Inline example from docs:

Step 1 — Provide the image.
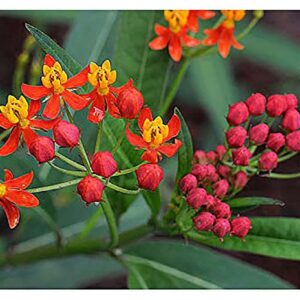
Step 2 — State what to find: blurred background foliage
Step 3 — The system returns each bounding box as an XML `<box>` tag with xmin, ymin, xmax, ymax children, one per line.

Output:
<box><xmin>0</xmin><ymin>10</ymin><xmax>300</xmax><ymax>288</ymax></box>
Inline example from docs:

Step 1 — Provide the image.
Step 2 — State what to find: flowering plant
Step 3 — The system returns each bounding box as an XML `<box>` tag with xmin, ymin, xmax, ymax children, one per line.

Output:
<box><xmin>0</xmin><ymin>10</ymin><xmax>299</xmax><ymax>289</ymax></box>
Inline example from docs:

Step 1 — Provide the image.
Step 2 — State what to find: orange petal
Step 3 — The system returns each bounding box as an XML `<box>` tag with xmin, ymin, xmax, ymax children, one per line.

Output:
<box><xmin>22</xmin><ymin>127</ymin><xmax>38</xmax><ymax>148</ymax></box>
<box><xmin>141</xmin><ymin>149</ymin><xmax>158</xmax><ymax>164</ymax></box>
<box><xmin>157</xmin><ymin>139</ymin><xmax>182</xmax><ymax>157</ymax></box>
<box><xmin>42</xmin><ymin>94</ymin><xmax>61</xmax><ymax>119</ymax></box>
<box><xmin>4</xmin><ymin>169</ymin><xmax>14</xmax><ymax>181</ymax></box>
<box><xmin>138</xmin><ymin>107</ymin><xmax>153</xmax><ymax>130</ymax></box>
<box><xmin>203</xmin><ymin>27</ymin><xmax>222</xmax><ymax>46</ymax></box>
<box><xmin>181</xmin><ymin>34</ymin><xmax>200</xmax><ymax>48</ymax></box>
<box><xmin>168</xmin><ymin>35</ymin><xmax>182</xmax><ymax>62</ymax></box>
<box><xmin>30</xmin><ymin>118</ymin><xmax>61</xmax><ymax>131</ymax></box>
<box><xmin>88</xmin><ymin>95</ymin><xmax>106</xmax><ymax>124</ymax></box>
<box><xmin>106</xmin><ymin>93</ymin><xmax>121</xmax><ymax>118</ymax></box>
<box><xmin>44</xmin><ymin>54</ymin><xmax>56</xmax><ymax>67</ymax></box>
<box><xmin>62</xmin><ymin>90</ymin><xmax>89</xmax><ymax>111</ymax></box>
<box><xmin>28</xmin><ymin>100</ymin><xmax>41</xmax><ymax>118</ymax></box>
<box><xmin>154</xmin><ymin>24</ymin><xmax>169</xmax><ymax>36</ymax></box>
<box><xmin>5</xmin><ymin>171</ymin><xmax>33</xmax><ymax>190</ymax></box>
<box><xmin>0</xmin><ymin>127</ymin><xmax>21</xmax><ymax>156</ymax></box>
<box><xmin>218</xmin><ymin>27</ymin><xmax>234</xmax><ymax>58</ymax></box>
<box><xmin>187</xmin><ymin>13</ymin><xmax>199</xmax><ymax>33</ymax></box>
<box><xmin>64</xmin><ymin>66</ymin><xmax>89</xmax><ymax>89</ymax></box>
<box><xmin>21</xmin><ymin>84</ymin><xmax>50</xmax><ymax>100</ymax></box>
<box><xmin>197</xmin><ymin>10</ymin><xmax>216</xmax><ymax>19</ymax></box>
<box><xmin>165</xmin><ymin>114</ymin><xmax>181</xmax><ymax>142</ymax></box>
<box><xmin>4</xmin><ymin>190</ymin><xmax>39</xmax><ymax>207</ymax></box>
<box><xmin>0</xmin><ymin>114</ymin><xmax>14</xmax><ymax>130</ymax></box>
<box><xmin>126</xmin><ymin>124</ymin><xmax>148</xmax><ymax>148</ymax></box>
<box><xmin>0</xmin><ymin>199</ymin><xmax>20</xmax><ymax>229</ymax></box>
<box><xmin>149</xmin><ymin>36</ymin><xmax>169</xmax><ymax>50</ymax></box>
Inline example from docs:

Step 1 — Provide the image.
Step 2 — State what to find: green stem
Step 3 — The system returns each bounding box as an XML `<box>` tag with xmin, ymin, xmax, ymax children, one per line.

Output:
<box><xmin>55</xmin><ymin>152</ymin><xmax>86</xmax><ymax>171</ymax></box>
<box><xmin>27</xmin><ymin>178</ymin><xmax>81</xmax><ymax>194</ymax></box>
<box><xmin>105</xmin><ymin>180</ymin><xmax>140</xmax><ymax>195</ymax></box>
<box><xmin>263</xmin><ymin>172</ymin><xmax>300</xmax><ymax>179</ymax></box>
<box><xmin>94</xmin><ymin>122</ymin><xmax>103</xmax><ymax>153</ymax></box>
<box><xmin>160</xmin><ymin>57</ymin><xmax>190</xmax><ymax>116</ymax></box>
<box><xmin>48</xmin><ymin>162</ymin><xmax>87</xmax><ymax>177</ymax></box>
<box><xmin>236</xmin><ymin>17</ymin><xmax>260</xmax><ymax>40</ymax></box>
<box><xmin>112</xmin><ymin>162</ymin><xmax>146</xmax><ymax>177</ymax></box>
<box><xmin>0</xmin><ymin>129</ymin><xmax>11</xmax><ymax>142</ymax></box>
<box><xmin>278</xmin><ymin>151</ymin><xmax>298</xmax><ymax>163</ymax></box>
<box><xmin>101</xmin><ymin>198</ymin><xmax>119</xmax><ymax>248</ymax></box>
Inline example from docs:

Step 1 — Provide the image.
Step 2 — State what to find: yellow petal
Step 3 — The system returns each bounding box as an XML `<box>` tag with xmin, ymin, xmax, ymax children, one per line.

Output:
<box><xmin>90</xmin><ymin>62</ymin><xmax>99</xmax><ymax>73</ymax></box>
<box><xmin>102</xmin><ymin>60</ymin><xmax>111</xmax><ymax>72</ymax></box>
<box><xmin>41</xmin><ymin>76</ymin><xmax>52</xmax><ymax>89</ymax></box>
<box><xmin>43</xmin><ymin>65</ymin><xmax>51</xmax><ymax>75</ymax></box>
<box><xmin>54</xmin><ymin>62</ymin><xmax>63</xmax><ymax>72</ymax></box>
<box><xmin>109</xmin><ymin>70</ymin><xmax>117</xmax><ymax>84</ymax></box>
<box><xmin>60</xmin><ymin>71</ymin><xmax>68</xmax><ymax>84</ymax></box>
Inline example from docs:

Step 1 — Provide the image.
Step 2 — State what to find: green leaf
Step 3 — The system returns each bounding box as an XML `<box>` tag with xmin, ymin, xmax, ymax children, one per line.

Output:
<box><xmin>142</xmin><ymin>189</ymin><xmax>161</xmax><ymax>219</ymax></box>
<box><xmin>227</xmin><ymin>196</ymin><xmax>285</xmax><ymax>209</ymax></box>
<box><xmin>174</xmin><ymin>107</ymin><xmax>193</xmax><ymax>192</ymax></box>
<box><xmin>125</xmin><ymin>240</ymin><xmax>292</xmax><ymax>288</ymax></box>
<box><xmin>189</xmin><ymin>217</ymin><xmax>300</xmax><ymax>261</ymax></box>
<box><xmin>113</xmin><ymin>11</ymin><xmax>173</xmax><ymax>114</ymax></box>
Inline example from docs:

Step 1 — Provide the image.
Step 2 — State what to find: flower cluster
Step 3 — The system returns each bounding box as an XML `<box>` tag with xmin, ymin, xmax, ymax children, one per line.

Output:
<box><xmin>0</xmin><ymin>54</ymin><xmax>182</xmax><ymax>229</ymax></box>
<box><xmin>149</xmin><ymin>10</ymin><xmax>248</xmax><ymax>62</ymax></box>
<box><xmin>178</xmin><ymin>92</ymin><xmax>300</xmax><ymax>241</ymax></box>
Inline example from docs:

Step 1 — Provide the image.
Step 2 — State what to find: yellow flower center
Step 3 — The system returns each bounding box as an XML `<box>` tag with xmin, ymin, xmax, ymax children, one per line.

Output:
<box><xmin>164</xmin><ymin>10</ymin><xmax>189</xmax><ymax>33</ymax></box>
<box><xmin>142</xmin><ymin>117</ymin><xmax>169</xmax><ymax>147</ymax></box>
<box><xmin>221</xmin><ymin>10</ymin><xmax>246</xmax><ymax>29</ymax></box>
<box><xmin>0</xmin><ymin>95</ymin><xmax>29</xmax><ymax>127</ymax></box>
<box><xmin>0</xmin><ymin>184</ymin><xmax>7</xmax><ymax>198</ymax></box>
<box><xmin>88</xmin><ymin>60</ymin><xmax>117</xmax><ymax>96</ymax></box>
<box><xmin>41</xmin><ymin>61</ymin><xmax>68</xmax><ymax>94</ymax></box>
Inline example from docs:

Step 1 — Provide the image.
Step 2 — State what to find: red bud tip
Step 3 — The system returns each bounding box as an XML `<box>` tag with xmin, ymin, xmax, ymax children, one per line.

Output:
<box><xmin>53</xmin><ymin>120</ymin><xmax>80</xmax><ymax>148</ymax></box>
<box><xmin>284</xmin><ymin>94</ymin><xmax>298</xmax><ymax>110</ymax></box>
<box><xmin>136</xmin><ymin>163</ymin><xmax>164</xmax><ymax>191</ymax></box>
<box><xmin>91</xmin><ymin>151</ymin><xmax>118</xmax><ymax>178</ymax></box>
<box><xmin>286</xmin><ymin>130</ymin><xmax>300</xmax><ymax>151</ymax></box>
<box><xmin>186</xmin><ymin>187</ymin><xmax>207</xmax><ymax>209</ymax></box>
<box><xmin>231</xmin><ymin>216</ymin><xmax>252</xmax><ymax>238</ymax></box>
<box><xmin>215</xmin><ymin>145</ymin><xmax>226</xmax><ymax>160</ymax></box>
<box><xmin>217</xmin><ymin>165</ymin><xmax>231</xmax><ymax>178</ymax></box>
<box><xmin>77</xmin><ymin>175</ymin><xmax>105</xmax><ymax>204</ymax></box>
<box><xmin>29</xmin><ymin>136</ymin><xmax>55</xmax><ymax>163</ymax></box>
<box><xmin>226</xmin><ymin>126</ymin><xmax>247</xmax><ymax>148</ymax></box>
<box><xmin>193</xmin><ymin>150</ymin><xmax>207</xmax><ymax>164</ymax></box>
<box><xmin>227</xmin><ymin>102</ymin><xmax>249</xmax><ymax>126</ymax></box>
<box><xmin>192</xmin><ymin>164</ymin><xmax>208</xmax><ymax>181</ymax></box>
<box><xmin>258</xmin><ymin>151</ymin><xmax>278</xmax><ymax>171</ymax></box>
<box><xmin>266</xmin><ymin>133</ymin><xmax>285</xmax><ymax>152</ymax></box>
<box><xmin>212</xmin><ymin>201</ymin><xmax>231</xmax><ymax>219</ymax></box>
<box><xmin>213</xmin><ymin>179</ymin><xmax>229</xmax><ymax>198</ymax></box>
<box><xmin>205</xmin><ymin>195</ymin><xmax>218</xmax><ymax>209</ymax></box>
<box><xmin>180</xmin><ymin>173</ymin><xmax>198</xmax><ymax>194</ymax></box>
<box><xmin>194</xmin><ymin>212</ymin><xmax>216</xmax><ymax>231</ymax></box>
<box><xmin>212</xmin><ymin>218</ymin><xmax>231</xmax><ymax>239</ymax></box>
<box><xmin>206</xmin><ymin>151</ymin><xmax>218</xmax><ymax>164</ymax></box>
<box><xmin>234</xmin><ymin>171</ymin><xmax>248</xmax><ymax>189</ymax></box>
<box><xmin>249</xmin><ymin>123</ymin><xmax>269</xmax><ymax>145</ymax></box>
<box><xmin>266</xmin><ymin>94</ymin><xmax>288</xmax><ymax>117</ymax></box>
<box><xmin>232</xmin><ymin>146</ymin><xmax>252</xmax><ymax>166</ymax></box>
<box><xmin>245</xmin><ymin>93</ymin><xmax>266</xmax><ymax>116</ymax></box>
<box><xmin>282</xmin><ymin>109</ymin><xmax>300</xmax><ymax>132</ymax></box>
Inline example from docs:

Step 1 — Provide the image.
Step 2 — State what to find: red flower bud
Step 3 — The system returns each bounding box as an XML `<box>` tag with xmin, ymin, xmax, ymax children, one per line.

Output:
<box><xmin>136</xmin><ymin>163</ymin><xmax>164</xmax><ymax>191</ymax></box>
<box><xmin>232</xmin><ymin>146</ymin><xmax>252</xmax><ymax>166</ymax></box>
<box><xmin>213</xmin><ymin>179</ymin><xmax>229</xmax><ymax>198</ymax></box>
<box><xmin>267</xmin><ymin>94</ymin><xmax>287</xmax><ymax>117</ymax></box>
<box><xmin>234</xmin><ymin>171</ymin><xmax>248</xmax><ymax>189</ymax></box>
<box><xmin>286</xmin><ymin>130</ymin><xmax>300</xmax><ymax>151</ymax></box>
<box><xmin>266</xmin><ymin>133</ymin><xmax>285</xmax><ymax>152</ymax></box>
<box><xmin>53</xmin><ymin>120</ymin><xmax>80</xmax><ymax>148</ymax></box>
<box><xmin>259</xmin><ymin>151</ymin><xmax>278</xmax><ymax>171</ymax></box>
<box><xmin>193</xmin><ymin>150</ymin><xmax>207</xmax><ymax>164</ymax></box>
<box><xmin>77</xmin><ymin>175</ymin><xmax>105</xmax><ymax>204</ymax></box>
<box><xmin>29</xmin><ymin>136</ymin><xmax>55</xmax><ymax>163</ymax></box>
<box><xmin>284</xmin><ymin>94</ymin><xmax>298</xmax><ymax>110</ymax></box>
<box><xmin>212</xmin><ymin>218</ymin><xmax>231</xmax><ymax>239</ymax></box>
<box><xmin>206</xmin><ymin>151</ymin><xmax>218</xmax><ymax>164</ymax></box>
<box><xmin>194</xmin><ymin>212</ymin><xmax>216</xmax><ymax>231</ymax></box>
<box><xmin>91</xmin><ymin>151</ymin><xmax>118</xmax><ymax>178</ymax></box>
<box><xmin>186</xmin><ymin>187</ymin><xmax>207</xmax><ymax>209</ymax></box>
<box><xmin>282</xmin><ymin>109</ymin><xmax>300</xmax><ymax>132</ymax></box>
<box><xmin>215</xmin><ymin>145</ymin><xmax>226</xmax><ymax>160</ymax></box>
<box><xmin>192</xmin><ymin>164</ymin><xmax>208</xmax><ymax>181</ymax></box>
<box><xmin>205</xmin><ymin>195</ymin><xmax>218</xmax><ymax>209</ymax></box>
<box><xmin>226</xmin><ymin>126</ymin><xmax>247</xmax><ymax>148</ymax></box>
<box><xmin>206</xmin><ymin>164</ymin><xmax>218</xmax><ymax>182</ymax></box>
<box><xmin>231</xmin><ymin>217</ymin><xmax>252</xmax><ymax>238</ymax></box>
<box><xmin>217</xmin><ymin>165</ymin><xmax>231</xmax><ymax>178</ymax></box>
<box><xmin>180</xmin><ymin>173</ymin><xmax>198</xmax><ymax>194</ymax></box>
<box><xmin>212</xmin><ymin>201</ymin><xmax>231</xmax><ymax>219</ymax></box>
<box><xmin>227</xmin><ymin>102</ymin><xmax>249</xmax><ymax>126</ymax></box>
<box><xmin>116</xmin><ymin>82</ymin><xmax>144</xmax><ymax>119</ymax></box>
<box><xmin>245</xmin><ymin>93</ymin><xmax>266</xmax><ymax>116</ymax></box>
<box><xmin>249</xmin><ymin>123</ymin><xmax>269</xmax><ymax>145</ymax></box>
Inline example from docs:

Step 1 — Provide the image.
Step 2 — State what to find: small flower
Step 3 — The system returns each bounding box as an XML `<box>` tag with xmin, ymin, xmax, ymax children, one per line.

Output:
<box><xmin>212</xmin><ymin>201</ymin><xmax>231</xmax><ymax>219</ymax></box>
<box><xmin>286</xmin><ymin>130</ymin><xmax>300</xmax><ymax>151</ymax></box>
<box><xmin>193</xmin><ymin>150</ymin><xmax>207</xmax><ymax>164</ymax></box>
<box><xmin>249</xmin><ymin>123</ymin><xmax>269</xmax><ymax>145</ymax></box>
<box><xmin>217</xmin><ymin>165</ymin><xmax>231</xmax><ymax>178</ymax></box>
<box><xmin>0</xmin><ymin>169</ymin><xmax>39</xmax><ymax>229</ymax></box>
<box><xmin>187</xmin><ymin>10</ymin><xmax>216</xmax><ymax>33</ymax></box>
<box><xmin>258</xmin><ymin>151</ymin><xmax>278</xmax><ymax>171</ymax></box>
<box><xmin>91</xmin><ymin>151</ymin><xmax>118</xmax><ymax>178</ymax></box>
<box><xmin>215</xmin><ymin>145</ymin><xmax>226</xmax><ymax>160</ymax></box>
<box><xmin>245</xmin><ymin>93</ymin><xmax>266</xmax><ymax>116</ymax></box>
<box><xmin>205</xmin><ymin>164</ymin><xmax>218</xmax><ymax>182</ymax></box>
<box><xmin>149</xmin><ymin>10</ymin><xmax>200</xmax><ymax>62</ymax></box>
<box><xmin>126</xmin><ymin>108</ymin><xmax>182</xmax><ymax>163</ymax></box>
<box><xmin>226</xmin><ymin>126</ymin><xmax>247</xmax><ymax>148</ymax></box>
<box><xmin>136</xmin><ymin>164</ymin><xmax>164</xmax><ymax>191</ymax></box>
<box><xmin>232</xmin><ymin>146</ymin><xmax>252</xmax><ymax>166</ymax></box>
<box><xmin>21</xmin><ymin>54</ymin><xmax>89</xmax><ymax>119</ymax></box>
<box><xmin>205</xmin><ymin>195</ymin><xmax>218</xmax><ymax>210</ymax></box>
<box><xmin>77</xmin><ymin>175</ymin><xmax>105</xmax><ymax>204</ymax></box>
<box><xmin>206</xmin><ymin>151</ymin><xmax>218</xmax><ymax>164</ymax></box>
<box><xmin>192</xmin><ymin>164</ymin><xmax>208</xmax><ymax>181</ymax></box>
<box><xmin>203</xmin><ymin>10</ymin><xmax>246</xmax><ymax>58</ymax></box>
<box><xmin>233</xmin><ymin>171</ymin><xmax>248</xmax><ymax>189</ymax></box>
<box><xmin>29</xmin><ymin>136</ymin><xmax>55</xmax><ymax>163</ymax></box>
<box><xmin>53</xmin><ymin>120</ymin><xmax>80</xmax><ymax>148</ymax></box>
<box><xmin>227</xmin><ymin>102</ymin><xmax>249</xmax><ymax>126</ymax></box>
<box><xmin>213</xmin><ymin>179</ymin><xmax>229</xmax><ymax>198</ymax></box>
<box><xmin>284</xmin><ymin>94</ymin><xmax>298</xmax><ymax>110</ymax></box>
<box><xmin>0</xmin><ymin>95</ymin><xmax>59</xmax><ymax>156</ymax></box>
<box><xmin>266</xmin><ymin>94</ymin><xmax>288</xmax><ymax>117</ymax></box>
<box><xmin>282</xmin><ymin>109</ymin><xmax>300</xmax><ymax>132</ymax></box>
<box><xmin>266</xmin><ymin>133</ymin><xmax>285</xmax><ymax>152</ymax></box>
<box><xmin>212</xmin><ymin>218</ymin><xmax>231</xmax><ymax>240</ymax></box>
<box><xmin>180</xmin><ymin>173</ymin><xmax>198</xmax><ymax>194</ymax></box>
<box><xmin>193</xmin><ymin>212</ymin><xmax>216</xmax><ymax>231</ymax></box>
<box><xmin>231</xmin><ymin>216</ymin><xmax>252</xmax><ymax>239</ymax></box>
<box><xmin>186</xmin><ymin>187</ymin><xmax>207</xmax><ymax>209</ymax></box>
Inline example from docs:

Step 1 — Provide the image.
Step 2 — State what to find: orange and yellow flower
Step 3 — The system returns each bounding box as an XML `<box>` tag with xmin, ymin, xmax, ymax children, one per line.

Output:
<box><xmin>0</xmin><ymin>169</ymin><xmax>39</xmax><ymax>229</ymax></box>
<box><xmin>21</xmin><ymin>54</ymin><xmax>89</xmax><ymax>119</ymax></box>
<box><xmin>149</xmin><ymin>10</ymin><xmax>200</xmax><ymax>62</ymax></box>
<box><xmin>203</xmin><ymin>10</ymin><xmax>246</xmax><ymax>58</ymax></box>
<box><xmin>0</xmin><ymin>95</ymin><xmax>59</xmax><ymax>156</ymax></box>
<box><xmin>126</xmin><ymin>108</ymin><xmax>182</xmax><ymax>163</ymax></box>
<box><xmin>187</xmin><ymin>10</ymin><xmax>216</xmax><ymax>33</ymax></box>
